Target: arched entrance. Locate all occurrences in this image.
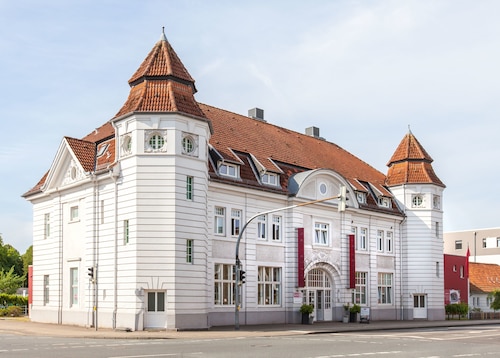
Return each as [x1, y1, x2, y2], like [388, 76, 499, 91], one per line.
[305, 268, 333, 321]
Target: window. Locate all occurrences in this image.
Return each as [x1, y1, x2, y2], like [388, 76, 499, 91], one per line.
[378, 273, 393, 304]
[186, 239, 193, 264]
[182, 136, 195, 154]
[124, 220, 129, 244]
[70, 268, 78, 307]
[147, 291, 165, 312]
[100, 200, 104, 224]
[435, 222, 440, 238]
[186, 176, 193, 200]
[358, 228, 367, 250]
[231, 209, 241, 236]
[356, 192, 366, 204]
[455, 240, 462, 250]
[149, 134, 165, 150]
[487, 296, 493, 306]
[351, 226, 357, 246]
[460, 265, 464, 278]
[257, 215, 267, 240]
[219, 163, 237, 178]
[314, 223, 328, 245]
[214, 207, 225, 235]
[436, 262, 440, 277]
[379, 197, 390, 208]
[214, 264, 236, 305]
[262, 172, 278, 186]
[377, 230, 384, 251]
[483, 238, 487, 248]
[386, 231, 393, 253]
[258, 267, 281, 305]
[412, 194, 424, 208]
[43, 275, 49, 305]
[44, 213, 50, 239]
[70, 206, 79, 221]
[352, 272, 367, 304]
[433, 195, 441, 209]
[121, 134, 132, 155]
[272, 215, 281, 241]
[497, 237, 500, 248]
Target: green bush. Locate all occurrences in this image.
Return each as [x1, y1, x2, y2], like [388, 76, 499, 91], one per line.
[350, 304, 361, 313]
[445, 303, 469, 319]
[0, 305, 23, 317]
[0, 293, 28, 306]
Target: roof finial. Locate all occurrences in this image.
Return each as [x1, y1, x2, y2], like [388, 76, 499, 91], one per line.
[408, 124, 412, 134]
[160, 26, 167, 42]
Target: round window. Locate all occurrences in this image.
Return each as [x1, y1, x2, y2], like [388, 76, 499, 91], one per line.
[122, 135, 132, 153]
[412, 195, 423, 207]
[149, 134, 165, 150]
[182, 136, 194, 153]
[319, 183, 327, 195]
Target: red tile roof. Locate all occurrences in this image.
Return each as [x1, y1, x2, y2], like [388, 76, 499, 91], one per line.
[386, 131, 445, 187]
[24, 32, 441, 215]
[470, 262, 500, 294]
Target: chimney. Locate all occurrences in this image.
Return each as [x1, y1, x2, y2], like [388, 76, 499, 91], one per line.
[305, 126, 320, 138]
[248, 108, 265, 122]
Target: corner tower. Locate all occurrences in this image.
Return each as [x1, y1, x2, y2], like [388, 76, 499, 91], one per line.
[111, 29, 212, 330]
[386, 130, 445, 320]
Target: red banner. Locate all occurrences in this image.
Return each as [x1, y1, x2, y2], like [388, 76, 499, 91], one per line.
[349, 234, 355, 289]
[298, 228, 305, 287]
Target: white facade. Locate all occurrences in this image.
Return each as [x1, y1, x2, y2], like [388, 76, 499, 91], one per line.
[25, 32, 446, 330]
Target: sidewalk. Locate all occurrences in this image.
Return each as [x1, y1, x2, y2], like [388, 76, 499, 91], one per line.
[0, 317, 499, 340]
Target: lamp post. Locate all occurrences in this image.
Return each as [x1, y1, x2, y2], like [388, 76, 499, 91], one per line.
[234, 189, 346, 330]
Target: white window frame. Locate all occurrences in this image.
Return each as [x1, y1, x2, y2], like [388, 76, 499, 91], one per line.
[186, 239, 193, 264]
[314, 222, 329, 245]
[43, 275, 49, 305]
[378, 273, 393, 304]
[386, 231, 393, 253]
[358, 227, 368, 251]
[124, 219, 129, 244]
[455, 240, 462, 250]
[258, 266, 281, 305]
[214, 263, 236, 306]
[70, 206, 79, 221]
[377, 230, 384, 252]
[261, 172, 278, 186]
[411, 194, 424, 208]
[219, 163, 238, 178]
[70, 268, 78, 307]
[44, 213, 50, 239]
[378, 197, 391, 208]
[231, 209, 241, 237]
[356, 192, 366, 204]
[352, 272, 367, 305]
[214, 207, 225, 235]
[272, 215, 282, 241]
[257, 215, 267, 240]
[186, 176, 193, 200]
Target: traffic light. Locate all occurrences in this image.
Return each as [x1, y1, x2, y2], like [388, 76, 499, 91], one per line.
[338, 185, 348, 212]
[88, 267, 95, 281]
[239, 270, 246, 285]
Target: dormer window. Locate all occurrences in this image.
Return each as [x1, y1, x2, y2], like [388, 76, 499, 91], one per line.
[356, 192, 366, 204]
[219, 163, 238, 178]
[261, 172, 278, 186]
[378, 197, 391, 208]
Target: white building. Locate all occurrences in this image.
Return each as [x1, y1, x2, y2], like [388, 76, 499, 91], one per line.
[23, 30, 446, 330]
[445, 228, 500, 265]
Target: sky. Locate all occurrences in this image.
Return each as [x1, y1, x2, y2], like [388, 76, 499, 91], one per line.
[1, 0, 500, 253]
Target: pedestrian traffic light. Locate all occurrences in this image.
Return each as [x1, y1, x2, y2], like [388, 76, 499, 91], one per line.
[239, 270, 246, 285]
[88, 267, 94, 280]
[338, 185, 348, 212]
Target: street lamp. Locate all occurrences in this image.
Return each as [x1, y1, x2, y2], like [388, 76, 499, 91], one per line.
[234, 188, 346, 330]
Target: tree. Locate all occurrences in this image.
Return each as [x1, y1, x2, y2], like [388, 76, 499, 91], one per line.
[21, 246, 33, 287]
[489, 289, 500, 311]
[0, 267, 24, 294]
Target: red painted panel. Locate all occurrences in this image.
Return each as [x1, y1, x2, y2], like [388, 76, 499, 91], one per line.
[349, 234, 355, 289]
[298, 228, 305, 287]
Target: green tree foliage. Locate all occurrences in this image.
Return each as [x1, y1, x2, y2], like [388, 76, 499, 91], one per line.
[21, 245, 33, 287]
[488, 289, 500, 311]
[0, 267, 24, 294]
[445, 303, 469, 319]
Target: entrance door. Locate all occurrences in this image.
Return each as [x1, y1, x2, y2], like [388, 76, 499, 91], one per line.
[413, 294, 427, 319]
[306, 269, 333, 321]
[145, 291, 166, 329]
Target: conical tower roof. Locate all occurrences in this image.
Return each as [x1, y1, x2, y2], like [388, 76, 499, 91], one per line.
[114, 29, 205, 119]
[386, 131, 445, 187]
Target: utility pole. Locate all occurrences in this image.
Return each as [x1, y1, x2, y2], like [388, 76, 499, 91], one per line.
[234, 188, 346, 330]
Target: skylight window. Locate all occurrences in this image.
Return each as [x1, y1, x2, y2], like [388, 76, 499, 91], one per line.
[378, 197, 391, 208]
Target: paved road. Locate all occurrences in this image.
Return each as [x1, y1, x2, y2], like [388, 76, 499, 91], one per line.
[2, 324, 500, 357]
